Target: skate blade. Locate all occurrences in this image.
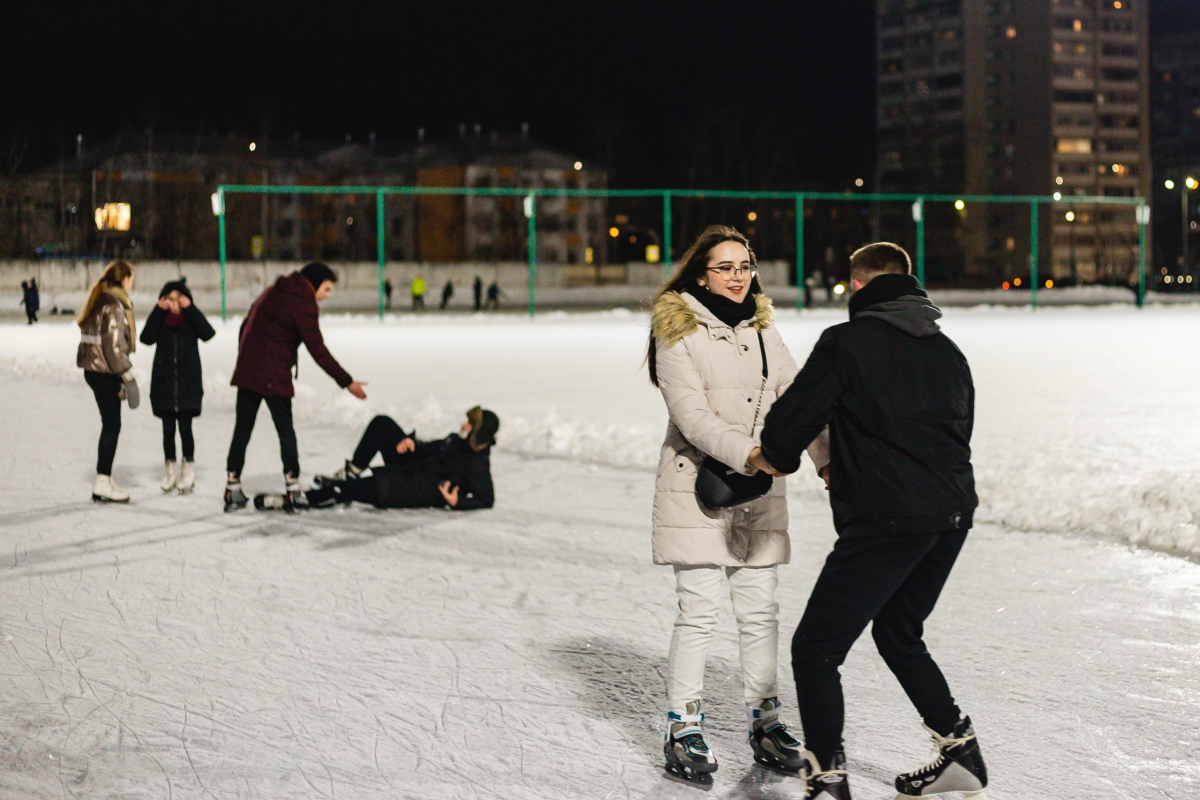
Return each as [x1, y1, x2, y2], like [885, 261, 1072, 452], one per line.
[663, 764, 715, 789]
[752, 753, 801, 776]
[92, 495, 130, 504]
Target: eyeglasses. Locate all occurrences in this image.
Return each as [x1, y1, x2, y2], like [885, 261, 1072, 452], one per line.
[707, 265, 757, 278]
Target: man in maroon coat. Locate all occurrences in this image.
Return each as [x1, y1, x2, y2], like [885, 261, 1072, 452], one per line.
[224, 262, 367, 510]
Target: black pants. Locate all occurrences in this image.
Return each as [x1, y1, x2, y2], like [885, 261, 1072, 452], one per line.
[84, 371, 122, 475]
[307, 478, 380, 508]
[351, 415, 409, 471]
[161, 413, 196, 461]
[225, 389, 299, 477]
[791, 530, 968, 766]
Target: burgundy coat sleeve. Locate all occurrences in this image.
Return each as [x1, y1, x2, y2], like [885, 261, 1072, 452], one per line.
[294, 300, 353, 388]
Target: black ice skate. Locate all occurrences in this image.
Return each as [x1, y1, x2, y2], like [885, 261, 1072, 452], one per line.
[254, 492, 295, 512]
[800, 751, 851, 800]
[313, 461, 360, 489]
[893, 717, 988, 799]
[223, 473, 248, 512]
[663, 701, 718, 786]
[747, 697, 804, 773]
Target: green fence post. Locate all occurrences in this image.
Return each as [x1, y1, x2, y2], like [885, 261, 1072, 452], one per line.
[662, 192, 672, 279]
[915, 197, 926, 286]
[376, 190, 385, 320]
[1137, 203, 1148, 308]
[1030, 201, 1039, 309]
[796, 194, 805, 310]
[525, 194, 536, 318]
[218, 188, 227, 321]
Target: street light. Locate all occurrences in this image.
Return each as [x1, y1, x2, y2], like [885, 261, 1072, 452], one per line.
[1165, 179, 1176, 190]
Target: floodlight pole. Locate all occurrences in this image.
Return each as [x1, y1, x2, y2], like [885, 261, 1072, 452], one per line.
[662, 192, 672, 279]
[795, 194, 805, 310]
[525, 194, 536, 318]
[218, 188, 227, 321]
[376, 190, 385, 320]
[1030, 201, 1039, 310]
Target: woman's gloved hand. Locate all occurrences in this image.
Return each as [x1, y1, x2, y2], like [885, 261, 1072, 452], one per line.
[121, 371, 140, 409]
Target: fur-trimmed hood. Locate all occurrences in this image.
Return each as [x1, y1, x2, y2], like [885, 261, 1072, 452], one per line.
[652, 291, 774, 347]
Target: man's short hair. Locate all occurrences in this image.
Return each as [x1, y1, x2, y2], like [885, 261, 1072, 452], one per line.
[301, 261, 338, 290]
[849, 243, 912, 280]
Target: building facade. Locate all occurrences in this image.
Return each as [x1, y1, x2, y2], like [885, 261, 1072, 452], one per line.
[1150, 30, 1200, 286]
[0, 131, 607, 266]
[877, 0, 1150, 286]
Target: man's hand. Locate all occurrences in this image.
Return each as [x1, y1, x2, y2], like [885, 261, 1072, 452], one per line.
[747, 446, 786, 477]
[818, 465, 830, 491]
[438, 481, 459, 507]
[395, 437, 416, 454]
[347, 381, 367, 399]
[178, 294, 191, 309]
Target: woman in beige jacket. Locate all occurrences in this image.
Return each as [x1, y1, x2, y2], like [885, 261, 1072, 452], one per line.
[77, 260, 140, 502]
[649, 226, 828, 782]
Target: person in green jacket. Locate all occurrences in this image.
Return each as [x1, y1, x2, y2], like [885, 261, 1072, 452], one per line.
[411, 275, 427, 311]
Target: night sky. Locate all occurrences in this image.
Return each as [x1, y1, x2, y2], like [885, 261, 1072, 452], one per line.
[6, 1, 1200, 189]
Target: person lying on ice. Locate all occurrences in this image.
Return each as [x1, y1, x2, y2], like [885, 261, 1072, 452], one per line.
[255, 407, 499, 511]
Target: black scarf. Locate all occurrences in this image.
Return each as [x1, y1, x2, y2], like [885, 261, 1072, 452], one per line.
[684, 283, 758, 328]
[849, 273, 926, 319]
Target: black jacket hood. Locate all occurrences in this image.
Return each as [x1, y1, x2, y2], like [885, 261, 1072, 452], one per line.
[850, 273, 942, 338]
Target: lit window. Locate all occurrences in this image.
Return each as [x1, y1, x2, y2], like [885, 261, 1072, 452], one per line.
[1056, 138, 1092, 154]
[573, 161, 583, 171]
[1005, 26, 1017, 38]
[608, 227, 619, 238]
[1073, 19, 1082, 32]
[748, 211, 757, 221]
[94, 203, 131, 231]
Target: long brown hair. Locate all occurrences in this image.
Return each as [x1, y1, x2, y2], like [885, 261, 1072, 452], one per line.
[646, 225, 762, 386]
[78, 261, 134, 325]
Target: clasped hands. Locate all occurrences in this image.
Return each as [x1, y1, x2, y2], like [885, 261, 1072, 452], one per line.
[747, 447, 831, 492]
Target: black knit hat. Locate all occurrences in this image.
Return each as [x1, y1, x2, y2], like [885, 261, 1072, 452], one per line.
[466, 406, 500, 451]
[159, 277, 193, 300]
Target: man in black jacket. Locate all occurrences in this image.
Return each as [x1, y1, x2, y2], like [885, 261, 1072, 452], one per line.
[751, 243, 986, 800]
[296, 406, 498, 512]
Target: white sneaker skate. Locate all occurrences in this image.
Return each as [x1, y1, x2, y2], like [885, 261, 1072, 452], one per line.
[160, 460, 178, 492]
[92, 474, 130, 503]
[177, 460, 195, 494]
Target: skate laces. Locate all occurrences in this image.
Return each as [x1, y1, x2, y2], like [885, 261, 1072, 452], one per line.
[907, 724, 974, 777]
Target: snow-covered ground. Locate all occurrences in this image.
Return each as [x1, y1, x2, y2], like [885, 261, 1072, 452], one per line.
[1, 306, 1199, 798]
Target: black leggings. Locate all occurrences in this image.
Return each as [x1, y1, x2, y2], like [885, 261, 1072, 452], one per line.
[791, 530, 967, 768]
[161, 414, 196, 461]
[84, 371, 122, 475]
[225, 389, 299, 478]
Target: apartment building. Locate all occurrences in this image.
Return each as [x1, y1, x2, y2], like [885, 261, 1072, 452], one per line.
[877, 0, 1150, 285]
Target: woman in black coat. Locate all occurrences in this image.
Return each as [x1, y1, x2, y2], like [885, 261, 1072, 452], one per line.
[140, 279, 216, 493]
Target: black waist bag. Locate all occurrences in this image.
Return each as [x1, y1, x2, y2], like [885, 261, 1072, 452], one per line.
[695, 330, 773, 510]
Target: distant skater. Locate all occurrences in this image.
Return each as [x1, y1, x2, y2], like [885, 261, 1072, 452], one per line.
[384, 278, 394, 310]
[21, 278, 39, 323]
[411, 274, 427, 311]
[140, 279, 215, 494]
[224, 262, 367, 511]
[440, 279, 454, 310]
[76, 261, 140, 503]
[485, 281, 503, 310]
[473, 275, 483, 311]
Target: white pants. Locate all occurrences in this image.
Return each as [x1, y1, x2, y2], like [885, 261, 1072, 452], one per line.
[666, 565, 780, 706]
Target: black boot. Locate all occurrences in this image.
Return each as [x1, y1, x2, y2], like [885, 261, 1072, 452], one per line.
[894, 717, 988, 798]
[224, 473, 248, 511]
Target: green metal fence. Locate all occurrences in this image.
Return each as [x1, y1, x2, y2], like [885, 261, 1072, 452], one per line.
[216, 184, 1148, 320]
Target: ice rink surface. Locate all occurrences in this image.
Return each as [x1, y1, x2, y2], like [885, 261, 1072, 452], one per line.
[1, 305, 1199, 798]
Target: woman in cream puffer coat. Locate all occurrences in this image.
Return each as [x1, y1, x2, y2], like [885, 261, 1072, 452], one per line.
[649, 225, 827, 778]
